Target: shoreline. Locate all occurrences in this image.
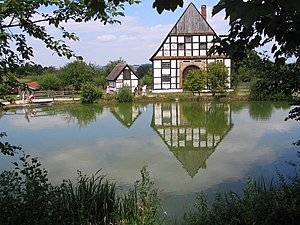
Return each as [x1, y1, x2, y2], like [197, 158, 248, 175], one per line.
[1, 93, 251, 110]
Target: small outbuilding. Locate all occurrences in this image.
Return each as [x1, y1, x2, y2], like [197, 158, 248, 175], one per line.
[106, 64, 140, 93]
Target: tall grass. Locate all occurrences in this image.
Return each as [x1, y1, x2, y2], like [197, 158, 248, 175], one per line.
[0, 144, 163, 225]
[183, 175, 300, 225]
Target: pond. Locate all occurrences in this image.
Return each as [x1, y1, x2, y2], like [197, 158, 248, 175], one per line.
[0, 101, 299, 221]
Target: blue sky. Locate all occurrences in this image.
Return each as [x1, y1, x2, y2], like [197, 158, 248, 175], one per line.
[30, 0, 228, 67]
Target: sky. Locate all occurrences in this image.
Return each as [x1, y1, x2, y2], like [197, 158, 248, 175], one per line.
[27, 0, 229, 68]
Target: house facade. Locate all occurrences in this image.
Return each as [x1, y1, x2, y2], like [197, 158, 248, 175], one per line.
[150, 3, 231, 93]
[106, 64, 140, 92]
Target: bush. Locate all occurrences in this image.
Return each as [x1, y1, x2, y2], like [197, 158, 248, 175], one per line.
[183, 69, 206, 93]
[116, 86, 133, 103]
[81, 82, 102, 103]
[207, 62, 229, 94]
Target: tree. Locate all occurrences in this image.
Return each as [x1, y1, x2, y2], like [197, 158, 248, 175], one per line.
[59, 60, 94, 90]
[211, 0, 300, 65]
[0, 0, 140, 75]
[207, 62, 228, 95]
[136, 64, 151, 78]
[183, 69, 206, 94]
[232, 50, 262, 87]
[103, 58, 127, 76]
[38, 73, 62, 90]
[139, 67, 153, 87]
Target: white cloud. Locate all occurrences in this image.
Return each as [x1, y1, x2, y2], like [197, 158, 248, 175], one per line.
[96, 34, 117, 42]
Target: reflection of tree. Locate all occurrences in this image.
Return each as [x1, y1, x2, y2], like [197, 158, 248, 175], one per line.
[182, 102, 231, 136]
[230, 101, 248, 113]
[151, 102, 233, 177]
[249, 101, 273, 121]
[110, 103, 141, 128]
[272, 101, 291, 110]
[58, 104, 104, 127]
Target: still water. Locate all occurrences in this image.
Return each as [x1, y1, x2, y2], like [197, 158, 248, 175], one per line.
[0, 101, 299, 220]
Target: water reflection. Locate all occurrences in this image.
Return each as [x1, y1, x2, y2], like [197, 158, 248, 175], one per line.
[1, 101, 299, 221]
[58, 104, 104, 127]
[151, 102, 233, 177]
[110, 104, 141, 128]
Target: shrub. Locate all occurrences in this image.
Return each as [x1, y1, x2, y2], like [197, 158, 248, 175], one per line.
[81, 82, 102, 103]
[207, 62, 229, 95]
[116, 86, 133, 103]
[183, 69, 206, 93]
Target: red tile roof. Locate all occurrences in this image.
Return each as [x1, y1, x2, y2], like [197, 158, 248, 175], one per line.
[24, 81, 39, 90]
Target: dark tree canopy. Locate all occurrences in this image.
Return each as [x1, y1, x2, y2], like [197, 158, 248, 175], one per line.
[211, 0, 300, 65]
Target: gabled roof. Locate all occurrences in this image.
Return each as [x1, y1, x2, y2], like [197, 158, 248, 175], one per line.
[23, 81, 39, 90]
[150, 3, 217, 61]
[170, 3, 216, 35]
[106, 64, 139, 81]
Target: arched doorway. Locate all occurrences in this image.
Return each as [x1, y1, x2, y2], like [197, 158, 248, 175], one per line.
[182, 65, 200, 90]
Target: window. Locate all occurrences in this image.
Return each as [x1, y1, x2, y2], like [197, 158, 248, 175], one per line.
[162, 62, 171, 69]
[185, 36, 192, 43]
[123, 69, 131, 80]
[200, 43, 207, 50]
[162, 74, 171, 82]
[178, 43, 185, 50]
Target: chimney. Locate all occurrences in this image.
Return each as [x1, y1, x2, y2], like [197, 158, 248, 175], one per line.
[201, 5, 207, 20]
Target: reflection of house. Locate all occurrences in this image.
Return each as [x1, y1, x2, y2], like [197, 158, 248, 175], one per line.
[106, 64, 140, 93]
[151, 102, 233, 177]
[110, 104, 141, 128]
[150, 3, 231, 93]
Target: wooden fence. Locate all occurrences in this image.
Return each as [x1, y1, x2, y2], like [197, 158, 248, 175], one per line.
[33, 90, 81, 100]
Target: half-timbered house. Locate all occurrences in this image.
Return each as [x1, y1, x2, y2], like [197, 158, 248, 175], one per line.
[106, 64, 140, 92]
[150, 3, 231, 93]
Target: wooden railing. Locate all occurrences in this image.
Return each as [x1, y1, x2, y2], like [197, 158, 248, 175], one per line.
[33, 90, 81, 100]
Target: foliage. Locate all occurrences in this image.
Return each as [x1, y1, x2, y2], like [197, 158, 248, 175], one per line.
[103, 58, 127, 76]
[116, 166, 163, 225]
[0, 0, 140, 74]
[137, 64, 152, 78]
[60, 61, 94, 90]
[0, 74, 19, 104]
[207, 62, 228, 94]
[183, 69, 206, 93]
[116, 85, 133, 103]
[232, 50, 262, 87]
[59, 170, 118, 225]
[0, 151, 60, 225]
[0, 143, 163, 225]
[15, 63, 45, 78]
[140, 68, 153, 87]
[249, 56, 300, 101]
[183, 175, 300, 225]
[38, 73, 62, 90]
[81, 81, 103, 103]
[153, 0, 184, 14]
[0, 132, 21, 156]
[211, 0, 300, 65]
